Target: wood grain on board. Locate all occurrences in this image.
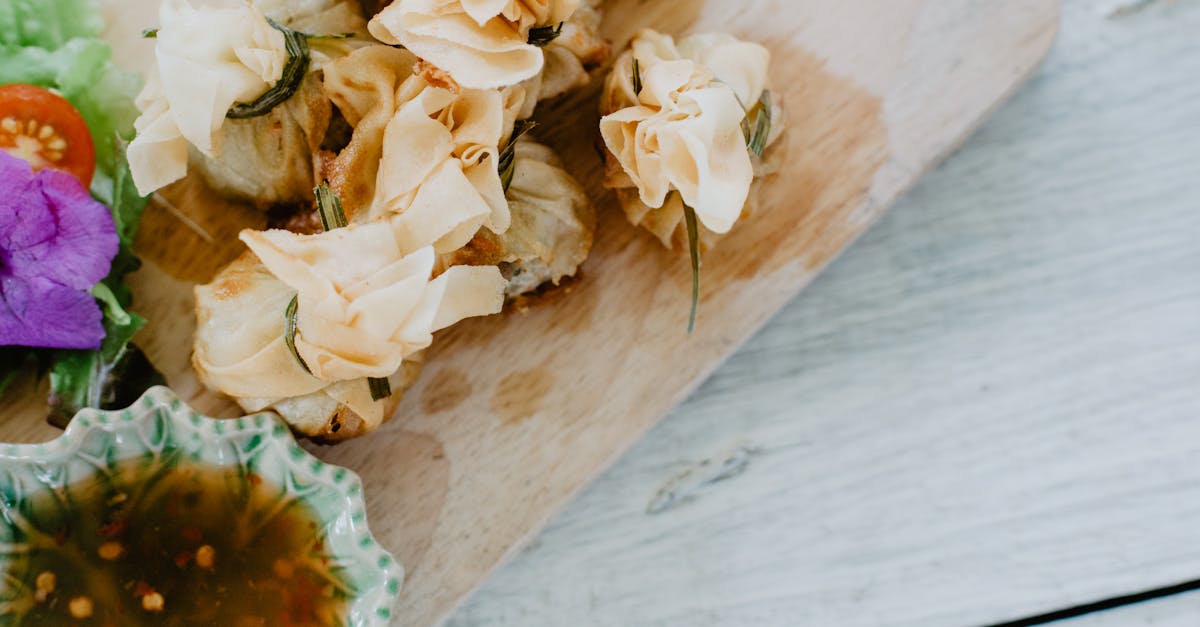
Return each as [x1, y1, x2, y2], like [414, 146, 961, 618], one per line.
[3, 1, 1059, 624]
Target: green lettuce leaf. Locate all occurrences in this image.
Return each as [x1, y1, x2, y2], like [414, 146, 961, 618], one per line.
[96, 137, 149, 299]
[48, 304, 162, 428]
[0, 0, 103, 50]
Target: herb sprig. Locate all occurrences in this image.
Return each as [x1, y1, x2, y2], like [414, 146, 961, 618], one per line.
[227, 18, 310, 119]
[683, 203, 701, 334]
[315, 183, 348, 230]
[527, 22, 563, 47]
[499, 120, 538, 192]
[283, 295, 309, 374]
[368, 377, 392, 402]
[740, 90, 773, 158]
[676, 89, 771, 334]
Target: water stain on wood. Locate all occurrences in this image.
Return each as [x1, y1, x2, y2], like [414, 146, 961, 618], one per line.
[421, 368, 473, 415]
[491, 367, 556, 426]
[713, 45, 889, 282]
[134, 177, 265, 284]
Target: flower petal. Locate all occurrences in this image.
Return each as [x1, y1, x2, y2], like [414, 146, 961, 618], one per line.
[0, 153, 53, 273]
[32, 168, 119, 289]
[0, 276, 105, 350]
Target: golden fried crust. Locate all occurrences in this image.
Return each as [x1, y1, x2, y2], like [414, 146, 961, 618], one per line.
[318, 142, 376, 220]
[415, 59, 461, 93]
[440, 231, 509, 268]
[194, 251, 263, 307]
[306, 358, 425, 443]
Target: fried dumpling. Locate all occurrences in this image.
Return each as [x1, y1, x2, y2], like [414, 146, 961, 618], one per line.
[193, 252, 423, 441]
[366, 0, 582, 90]
[322, 45, 525, 251]
[440, 139, 595, 297]
[195, 209, 507, 439]
[239, 222, 505, 382]
[195, 124, 508, 440]
[129, 0, 369, 207]
[599, 29, 785, 250]
[128, 0, 289, 196]
[319, 45, 418, 217]
[190, 0, 371, 208]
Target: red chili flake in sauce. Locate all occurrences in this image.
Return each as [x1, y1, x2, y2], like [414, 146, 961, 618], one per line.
[99, 519, 127, 538]
[174, 551, 194, 569]
[181, 527, 203, 544]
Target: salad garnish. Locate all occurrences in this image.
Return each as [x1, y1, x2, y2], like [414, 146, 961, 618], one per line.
[0, 0, 160, 423]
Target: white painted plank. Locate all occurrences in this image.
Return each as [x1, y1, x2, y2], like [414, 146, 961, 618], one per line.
[448, 0, 1200, 625]
[1061, 592, 1200, 627]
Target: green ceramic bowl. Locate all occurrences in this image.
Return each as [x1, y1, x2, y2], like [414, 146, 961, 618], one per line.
[0, 386, 401, 625]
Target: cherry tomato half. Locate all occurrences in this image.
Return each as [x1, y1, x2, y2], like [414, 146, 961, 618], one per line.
[0, 84, 96, 187]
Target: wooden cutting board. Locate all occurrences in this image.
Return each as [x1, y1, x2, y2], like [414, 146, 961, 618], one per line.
[5, 0, 1059, 624]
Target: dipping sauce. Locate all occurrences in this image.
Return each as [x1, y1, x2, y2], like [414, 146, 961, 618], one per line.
[3, 458, 348, 626]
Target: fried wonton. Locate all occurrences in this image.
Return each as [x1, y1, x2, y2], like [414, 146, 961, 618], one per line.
[440, 139, 595, 297]
[599, 29, 785, 250]
[130, 0, 369, 207]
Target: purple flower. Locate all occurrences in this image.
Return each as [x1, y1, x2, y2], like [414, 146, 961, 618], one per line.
[0, 152, 118, 350]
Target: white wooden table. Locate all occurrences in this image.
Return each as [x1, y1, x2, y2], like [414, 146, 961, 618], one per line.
[446, 1, 1200, 625]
